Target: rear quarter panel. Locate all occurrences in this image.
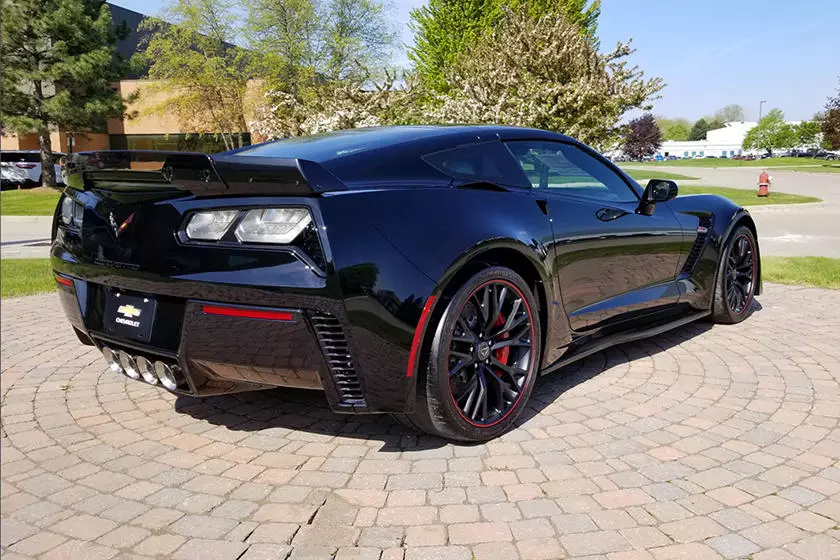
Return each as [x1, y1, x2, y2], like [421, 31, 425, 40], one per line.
[319, 186, 562, 377]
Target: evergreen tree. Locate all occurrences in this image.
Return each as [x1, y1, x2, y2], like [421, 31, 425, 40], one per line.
[688, 118, 711, 141]
[1, 0, 129, 187]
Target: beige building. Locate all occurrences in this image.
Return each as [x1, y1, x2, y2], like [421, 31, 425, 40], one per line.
[2, 4, 252, 155]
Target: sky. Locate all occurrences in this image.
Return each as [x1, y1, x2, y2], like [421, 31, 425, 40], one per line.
[110, 0, 839, 122]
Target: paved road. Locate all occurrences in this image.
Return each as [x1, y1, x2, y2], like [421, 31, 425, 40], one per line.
[2, 285, 839, 559]
[0, 217, 53, 260]
[628, 166, 840, 258]
[4, 167, 838, 259]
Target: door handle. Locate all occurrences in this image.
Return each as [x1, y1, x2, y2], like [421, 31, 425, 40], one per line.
[596, 208, 628, 222]
[536, 199, 549, 215]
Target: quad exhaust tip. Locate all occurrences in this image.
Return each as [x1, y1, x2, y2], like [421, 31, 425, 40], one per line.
[100, 346, 184, 390]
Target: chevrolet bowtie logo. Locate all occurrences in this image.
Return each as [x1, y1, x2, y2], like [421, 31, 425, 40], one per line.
[117, 304, 142, 318]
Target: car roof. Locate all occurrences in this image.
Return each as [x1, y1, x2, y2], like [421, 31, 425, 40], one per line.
[230, 125, 574, 163]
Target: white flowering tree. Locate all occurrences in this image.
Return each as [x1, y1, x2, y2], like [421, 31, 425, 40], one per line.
[250, 70, 419, 139]
[428, 11, 664, 148]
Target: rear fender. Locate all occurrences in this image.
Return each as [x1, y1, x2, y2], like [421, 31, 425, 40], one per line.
[323, 187, 563, 376]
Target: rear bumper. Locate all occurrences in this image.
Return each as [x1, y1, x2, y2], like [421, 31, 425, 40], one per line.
[53, 269, 395, 414]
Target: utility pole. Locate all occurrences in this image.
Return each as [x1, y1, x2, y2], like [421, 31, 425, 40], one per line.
[758, 100, 767, 156]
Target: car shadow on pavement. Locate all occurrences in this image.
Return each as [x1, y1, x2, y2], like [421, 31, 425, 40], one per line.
[172, 303, 760, 449]
[517, 319, 717, 426]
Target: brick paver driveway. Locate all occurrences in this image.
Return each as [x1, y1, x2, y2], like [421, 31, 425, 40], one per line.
[2, 284, 839, 560]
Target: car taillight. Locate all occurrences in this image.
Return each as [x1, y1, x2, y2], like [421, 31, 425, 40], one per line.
[234, 208, 312, 244]
[15, 163, 37, 169]
[184, 208, 313, 245]
[60, 196, 84, 228]
[184, 210, 239, 241]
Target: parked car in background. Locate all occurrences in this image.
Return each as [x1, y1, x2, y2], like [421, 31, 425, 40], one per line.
[805, 150, 837, 160]
[1, 150, 65, 189]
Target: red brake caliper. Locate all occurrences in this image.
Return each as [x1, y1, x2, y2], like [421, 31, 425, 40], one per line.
[493, 313, 509, 372]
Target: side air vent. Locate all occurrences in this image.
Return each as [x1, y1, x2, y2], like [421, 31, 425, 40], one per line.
[681, 216, 713, 274]
[309, 312, 365, 406]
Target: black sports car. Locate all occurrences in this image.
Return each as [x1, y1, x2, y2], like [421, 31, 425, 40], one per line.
[52, 126, 761, 441]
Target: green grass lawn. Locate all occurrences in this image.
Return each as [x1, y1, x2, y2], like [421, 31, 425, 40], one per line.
[622, 157, 839, 169]
[1, 258, 55, 298]
[678, 185, 821, 206]
[625, 170, 699, 181]
[1, 188, 61, 216]
[762, 257, 840, 289]
[780, 164, 840, 174]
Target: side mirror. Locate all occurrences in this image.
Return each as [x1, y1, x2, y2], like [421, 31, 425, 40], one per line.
[638, 179, 678, 215]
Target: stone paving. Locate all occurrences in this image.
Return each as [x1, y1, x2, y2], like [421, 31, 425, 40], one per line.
[2, 283, 840, 560]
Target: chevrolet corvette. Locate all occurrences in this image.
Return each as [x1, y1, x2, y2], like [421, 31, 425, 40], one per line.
[52, 126, 760, 441]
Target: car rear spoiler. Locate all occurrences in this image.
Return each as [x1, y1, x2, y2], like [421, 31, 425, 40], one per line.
[61, 150, 346, 196]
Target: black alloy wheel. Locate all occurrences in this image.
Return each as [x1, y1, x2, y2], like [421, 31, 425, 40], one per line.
[712, 225, 759, 324]
[448, 280, 534, 427]
[398, 266, 542, 441]
[725, 233, 755, 315]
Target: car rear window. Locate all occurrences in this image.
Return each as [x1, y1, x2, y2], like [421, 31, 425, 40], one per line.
[1, 152, 41, 163]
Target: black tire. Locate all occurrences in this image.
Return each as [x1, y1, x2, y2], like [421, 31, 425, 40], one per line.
[711, 225, 758, 324]
[399, 266, 542, 441]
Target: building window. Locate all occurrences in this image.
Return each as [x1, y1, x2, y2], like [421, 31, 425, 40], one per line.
[684, 151, 689, 157]
[109, 133, 251, 154]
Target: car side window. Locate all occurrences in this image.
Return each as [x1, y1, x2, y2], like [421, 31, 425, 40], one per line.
[505, 141, 638, 203]
[423, 141, 530, 187]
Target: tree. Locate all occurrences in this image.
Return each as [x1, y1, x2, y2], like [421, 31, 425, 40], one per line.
[822, 77, 840, 150]
[687, 117, 724, 141]
[423, 11, 663, 148]
[795, 120, 821, 149]
[688, 118, 711, 141]
[742, 109, 796, 155]
[623, 114, 662, 160]
[250, 70, 419, 138]
[321, 0, 397, 81]
[713, 104, 745, 123]
[409, 0, 600, 93]
[1, 0, 130, 187]
[657, 118, 691, 141]
[244, 0, 395, 88]
[139, 0, 253, 150]
[244, 0, 319, 91]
